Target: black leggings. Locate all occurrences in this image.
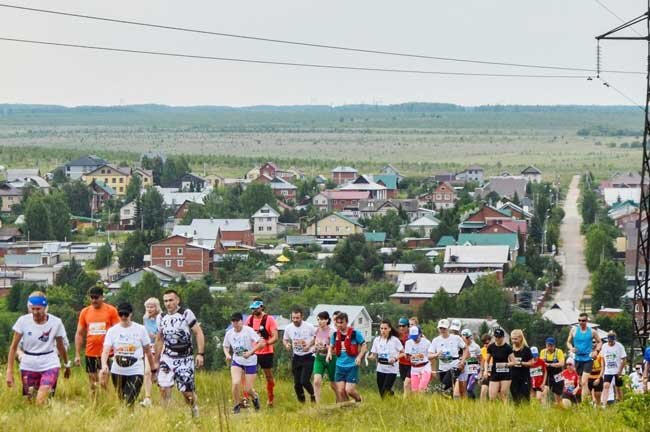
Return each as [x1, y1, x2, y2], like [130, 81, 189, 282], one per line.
[510, 377, 530, 403]
[376, 372, 397, 398]
[111, 374, 144, 406]
[291, 355, 315, 402]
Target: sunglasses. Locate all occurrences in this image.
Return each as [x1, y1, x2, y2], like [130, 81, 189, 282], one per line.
[90, 295, 101, 300]
[578, 319, 587, 322]
[399, 325, 407, 327]
[118, 312, 130, 317]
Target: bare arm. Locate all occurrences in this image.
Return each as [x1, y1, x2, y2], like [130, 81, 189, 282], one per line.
[74, 325, 85, 364]
[154, 332, 163, 362]
[100, 344, 111, 374]
[6, 332, 22, 387]
[566, 328, 575, 353]
[192, 324, 205, 368]
[266, 328, 279, 346]
[144, 344, 157, 376]
[355, 342, 368, 366]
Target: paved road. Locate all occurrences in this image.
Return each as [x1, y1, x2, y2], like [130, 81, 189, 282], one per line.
[551, 174, 589, 308]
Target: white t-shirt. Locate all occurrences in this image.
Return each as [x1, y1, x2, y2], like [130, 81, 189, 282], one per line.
[371, 336, 403, 374]
[429, 334, 466, 371]
[601, 342, 627, 375]
[405, 337, 431, 373]
[224, 325, 261, 366]
[13, 314, 65, 372]
[103, 322, 151, 376]
[283, 321, 316, 357]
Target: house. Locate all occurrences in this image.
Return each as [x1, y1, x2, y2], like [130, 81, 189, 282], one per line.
[156, 186, 209, 209]
[5, 168, 40, 179]
[89, 180, 116, 214]
[603, 187, 641, 206]
[252, 204, 281, 238]
[607, 171, 643, 189]
[64, 155, 107, 179]
[457, 233, 519, 259]
[150, 234, 214, 277]
[458, 205, 515, 233]
[432, 182, 457, 210]
[173, 173, 206, 192]
[521, 165, 543, 184]
[204, 174, 225, 189]
[608, 200, 640, 228]
[172, 218, 253, 252]
[331, 166, 358, 185]
[381, 164, 405, 182]
[476, 176, 528, 200]
[82, 164, 132, 196]
[245, 167, 261, 180]
[119, 201, 137, 228]
[390, 273, 475, 309]
[306, 304, 373, 341]
[403, 237, 434, 248]
[432, 171, 457, 183]
[173, 200, 199, 223]
[497, 201, 533, 220]
[305, 213, 364, 238]
[313, 190, 370, 213]
[133, 168, 154, 188]
[372, 174, 399, 198]
[340, 175, 387, 199]
[258, 162, 298, 181]
[443, 245, 511, 279]
[0, 183, 22, 212]
[267, 177, 297, 202]
[455, 165, 484, 184]
[436, 235, 457, 248]
[364, 231, 387, 245]
[0, 227, 22, 247]
[359, 199, 419, 221]
[5, 170, 51, 195]
[383, 263, 416, 280]
[107, 265, 182, 291]
[407, 215, 440, 238]
[265, 265, 282, 280]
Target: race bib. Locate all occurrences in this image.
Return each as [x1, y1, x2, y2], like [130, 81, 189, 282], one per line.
[88, 322, 107, 336]
[495, 362, 509, 373]
[411, 353, 426, 365]
[294, 339, 306, 353]
[605, 353, 617, 369]
[378, 353, 390, 365]
[116, 343, 137, 356]
[467, 363, 480, 375]
[554, 373, 563, 383]
[234, 346, 247, 356]
[530, 367, 543, 377]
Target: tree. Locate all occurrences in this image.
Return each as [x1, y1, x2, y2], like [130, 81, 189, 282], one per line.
[7, 281, 40, 312]
[55, 258, 100, 309]
[43, 192, 72, 241]
[504, 264, 536, 288]
[141, 155, 164, 185]
[93, 243, 113, 269]
[584, 224, 616, 272]
[140, 187, 165, 230]
[51, 167, 68, 186]
[119, 231, 148, 270]
[430, 208, 460, 243]
[24, 191, 71, 241]
[23, 193, 50, 240]
[61, 180, 91, 217]
[420, 289, 456, 322]
[581, 186, 598, 227]
[455, 275, 510, 321]
[326, 234, 382, 283]
[125, 174, 142, 203]
[591, 261, 626, 313]
[240, 183, 277, 217]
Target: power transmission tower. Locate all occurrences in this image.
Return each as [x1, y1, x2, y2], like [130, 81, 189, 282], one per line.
[597, 3, 650, 360]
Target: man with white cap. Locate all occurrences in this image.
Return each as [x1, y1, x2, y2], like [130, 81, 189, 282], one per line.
[246, 298, 278, 406]
[428, 319, 468, 396]
[404, 326, 431, 393]
[599, 330, 626, 406]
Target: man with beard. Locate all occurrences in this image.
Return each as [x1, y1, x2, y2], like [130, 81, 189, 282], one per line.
[246, 298, 278, 406]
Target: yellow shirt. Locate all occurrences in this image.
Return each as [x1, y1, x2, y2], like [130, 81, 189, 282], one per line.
[540, 348, 565, 366]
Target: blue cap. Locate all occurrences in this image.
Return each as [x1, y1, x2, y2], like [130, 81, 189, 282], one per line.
[249, 300, 264, 309]
[408, 326, 421, 341]
[545, 337, 556, 345]
[531, 346, 539, 357]
[398, 317, 409, 326]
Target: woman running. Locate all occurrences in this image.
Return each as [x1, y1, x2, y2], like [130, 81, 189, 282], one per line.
[6, 291, 71, 405]
[458, 328, 482, 399]
[312, 311, 337, 403]
[483, 328, 513, 401]
[540, 337, 565, 405]
[141, 297, 161, 407]
[404, 326, 431, 393]
[509, 329, 533, 403]
[368, 319, 403, 398]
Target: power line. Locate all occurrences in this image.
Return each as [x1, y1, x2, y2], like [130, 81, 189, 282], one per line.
[593, 0, 645, 37]
[0, 36, 590, 78]
[0, 2, 643, 76]
[598, 77, 645, 110]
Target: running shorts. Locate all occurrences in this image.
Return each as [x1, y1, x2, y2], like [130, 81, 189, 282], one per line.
[603, 374, 623, 387]
[575, 360, 593, 375]
[588, 378, 603, 392]
[313, 354, 336, 382]
[257, 353, 274, 370]
[232, 361, 257, 375]
[158, 354, 195, 392]
[399, 363, 411, 380]
[21, 368, 60, 396]
[334, 365, 359, 384]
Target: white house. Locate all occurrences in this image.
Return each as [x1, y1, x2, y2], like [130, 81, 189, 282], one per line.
[521, 165, 543, 184]
[120, 201, 137, 227]
[603, 187, 641, 206]
[307, 304, 373, 341]
[407, 215, 440, 238]
[252, 204, 280, 238]
[390, 273, 477, 308]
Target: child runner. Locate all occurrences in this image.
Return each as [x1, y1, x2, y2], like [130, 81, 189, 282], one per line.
[561, 358, 581, 408]
[528, 346, 547, 403]
[405, 326, 431, 394]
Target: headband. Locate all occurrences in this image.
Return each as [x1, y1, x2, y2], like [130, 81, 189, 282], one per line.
[28, 296, 48, 307]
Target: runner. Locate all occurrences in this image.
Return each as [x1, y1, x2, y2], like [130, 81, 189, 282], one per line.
[449, 319, 462, 335]
[283, 307, 316, 403]
[509, 329, 533, 404]
[405, 326, 431, 394]
[483, 327, 513, 401]
[479, 333, 492, 401]
[560, 358, 581, 408]
[223, 312, 266, 414]
[141, 297, 161, 407]
[74, 285, 120, 392]
[246, 298, 279, 406]
[100, 302, 156, 406]
[629, 363, 643, 394]
[643, 345, 650, 392]
[566, 312, 601, 402]
[599, 330, 626, 406]
[540, 337, 565, 405]
[312, 311, 337, 403]
[588, 343, 604, 404]
[368, 319, 403, 398]
[458, 328, 482, 399]
[397, 317, 412, 396]
[528, 346, 547, 403]
[155, 290, 205, 417]
[326, 312, 366, 403]
[6, 291, 71, 405]
[428, 319, 468, 397]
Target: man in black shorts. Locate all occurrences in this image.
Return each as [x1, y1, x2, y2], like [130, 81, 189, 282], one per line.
[397, 318, 412, 395]
[247, 299, 279, 406]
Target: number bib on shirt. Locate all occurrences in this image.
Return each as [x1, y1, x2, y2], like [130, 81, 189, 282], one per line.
[88, 322, 107, 336]
[554, 373, 563, 383]
[495, 362, 509, 373]
[530, 366, 544, 377]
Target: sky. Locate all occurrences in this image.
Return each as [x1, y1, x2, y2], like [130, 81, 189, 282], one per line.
[0, 0, 648, 107]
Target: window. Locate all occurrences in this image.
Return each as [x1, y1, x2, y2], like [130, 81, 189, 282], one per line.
[165, 247, 171, 256]
[164, 260, 172, 267]
[358, 317, 363, 324]
[400, 298, 410, 305]
[124, 209, 130, 215]
[267, 217, 272, 222]
[635, 304, 640, 313]
[119, 187, 124, 192]
[177, 248, 183, 255]
[444, 194, 450, 200]
[336, 226, 340, 232]
[112, 178, 116, 183]
[267, 226, 272, 231]
[258, 226, 263, 231]
[177, 260, 184, 267]
[281, 190, 288, 196]
[436, 194, 442, 200]
[119, 178, 124, 183]
[101, 169, 106, 174]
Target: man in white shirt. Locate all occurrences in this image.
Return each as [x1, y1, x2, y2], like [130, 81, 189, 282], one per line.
[283, 307, 316, 403]
[599, 330, 626, 406]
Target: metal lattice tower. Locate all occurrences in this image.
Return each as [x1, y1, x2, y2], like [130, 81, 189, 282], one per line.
[597, 3, 650, 358]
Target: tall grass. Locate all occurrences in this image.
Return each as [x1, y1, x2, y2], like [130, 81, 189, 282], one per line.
[0, 367, 639, 431]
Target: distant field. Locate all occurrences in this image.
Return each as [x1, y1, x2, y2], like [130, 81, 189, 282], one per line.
[0, 105, 644, 181]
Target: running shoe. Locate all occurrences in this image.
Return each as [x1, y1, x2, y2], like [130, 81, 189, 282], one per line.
[310, 395, 316, 403]
[241, 397, 249, 408]
[191, 404, 199, 418]
[233, 403, 241, 414]
[140, 398, 152, 407]
[252, 396, 260, 411]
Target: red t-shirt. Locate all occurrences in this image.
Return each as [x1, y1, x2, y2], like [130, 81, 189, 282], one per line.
[398, 333, 411, 366]
[529, 358, 547, 389]
[561, 369, 581, 396]
[248, 314, 278, 355]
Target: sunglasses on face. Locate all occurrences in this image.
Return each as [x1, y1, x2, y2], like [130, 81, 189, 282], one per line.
[90, 295, 100, 300]
[118, 312, 130, 317]
[578, 319, 587, 322]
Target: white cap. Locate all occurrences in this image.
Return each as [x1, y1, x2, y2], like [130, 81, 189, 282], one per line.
[450, 319, 462, 331]
[438, 319, 450, 329]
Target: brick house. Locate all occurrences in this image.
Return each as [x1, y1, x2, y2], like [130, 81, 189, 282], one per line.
[172, 218, 253, 252]
[216, 223, 255, 253]
[89, 180, 116, 214]
[0, 183, 22, 213]
[150, 235, 213, 277]
[173, 200, 196, 223]
[433, 182, 457, 209]
[340, 175, 387, 199]
[331, 166, 358, 185]
[268, 177, 297, 202]
[313, 190, 370, 212]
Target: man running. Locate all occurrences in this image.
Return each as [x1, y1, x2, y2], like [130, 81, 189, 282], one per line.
[326, 312, 366, 404]
[397, 317, 412, 396]
[541, 337, 565, 405]
[155, 290, 205, 417]
[599, 330, 626, 406]
[247, 299, 278, 406]
[283, 307, 316, 403]
[566, 312, 601, 402]
[75, 286, 120, 392]
[429, 319, 468, 397]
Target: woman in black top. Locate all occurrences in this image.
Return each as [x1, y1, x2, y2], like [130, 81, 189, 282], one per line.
[482, 328, 515, 401]
[508, 329, 533, 403]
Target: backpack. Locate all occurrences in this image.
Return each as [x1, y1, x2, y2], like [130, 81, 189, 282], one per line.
[248, 313, 271, 340]
[334, 328, 360, 357]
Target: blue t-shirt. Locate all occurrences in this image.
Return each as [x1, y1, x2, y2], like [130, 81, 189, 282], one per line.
[330, 329, 365, 368]
[644, 346, 650, 363]
[143, 316, 158, 344]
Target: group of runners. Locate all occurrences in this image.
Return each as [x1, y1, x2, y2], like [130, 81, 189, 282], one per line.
[5, 288, 650, 415]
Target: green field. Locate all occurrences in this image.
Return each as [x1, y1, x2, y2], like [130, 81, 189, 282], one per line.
[0, 368, 644, 431]
[0, 104, 644, 182]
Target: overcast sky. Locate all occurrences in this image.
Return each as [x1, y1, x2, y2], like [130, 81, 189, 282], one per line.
[0, 0, 647, 107]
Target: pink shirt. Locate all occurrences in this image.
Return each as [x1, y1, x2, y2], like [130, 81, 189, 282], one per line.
[314, 327, 332, 355]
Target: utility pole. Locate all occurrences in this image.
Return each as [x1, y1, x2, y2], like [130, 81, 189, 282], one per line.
[597, 3, 650, 361]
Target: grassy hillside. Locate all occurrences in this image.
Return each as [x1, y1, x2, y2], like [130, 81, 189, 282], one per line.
[0, 367, 644, 431]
